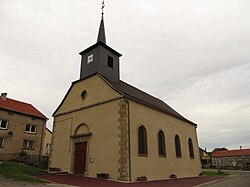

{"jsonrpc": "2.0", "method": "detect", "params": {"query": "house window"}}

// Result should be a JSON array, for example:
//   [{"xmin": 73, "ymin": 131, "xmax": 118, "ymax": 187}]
[
  {"xmin": 138, "ymin": 125, "xmax": 148, "ymax": 156},
  {"xmin": 188, "ymin": 138, "xmax": 194, "ymax": 159},
  {"xmin": 158, "ymin": 130, "xmax": 166, "ymax": 157},
  {"xmin": 0, "ymin": 120, "xmax": 8, "ymax": 129},
  {"xmin": 175, "ymin": 134, "xmax": 182, "ymax": 158},
  {"xmin": 23, "ymin": 140, "xmax": 35, "ymax": 150},
  {"xmin": 25, "ymin": 124, "xmax": 36, "ymax": 133},
  {"xmin": 107, "ymin": 55, "xmax": 113, "ymax": 68},
  {"xmin": 46, "ymin": 143, "xmax": 51, "ymax": 149},
  {"xmin": 0, "ymin": 138, "xmax": 4, "ymax": 148}
]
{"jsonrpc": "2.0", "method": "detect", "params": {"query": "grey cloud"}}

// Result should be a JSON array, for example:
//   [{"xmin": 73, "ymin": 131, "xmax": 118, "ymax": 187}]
[{"xmin": 0, "ymin": 1, "xmax": 249, "ymax": 150}]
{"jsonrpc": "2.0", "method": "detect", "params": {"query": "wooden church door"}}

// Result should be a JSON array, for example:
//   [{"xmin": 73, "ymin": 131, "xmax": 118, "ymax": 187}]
[{"xmin": 74, "ymin": 142, "xmax": 87, "ymax": 174}]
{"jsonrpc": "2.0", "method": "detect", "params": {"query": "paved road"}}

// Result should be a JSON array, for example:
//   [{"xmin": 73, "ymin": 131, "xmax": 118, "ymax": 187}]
[{"xmin": 200, "ymin": 170, "xmax": 250, "ymax": 187}]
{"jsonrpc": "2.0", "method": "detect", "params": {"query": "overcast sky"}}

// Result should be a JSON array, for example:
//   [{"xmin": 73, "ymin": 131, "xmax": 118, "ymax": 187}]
[{"xmin": 1, "ymin": 0, "xmax": 249, "ymax": 151}]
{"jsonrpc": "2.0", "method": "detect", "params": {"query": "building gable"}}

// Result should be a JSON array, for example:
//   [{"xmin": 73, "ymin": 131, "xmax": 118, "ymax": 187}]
[{"xmin": 53, "ymin": 74, "xmax": 122, "ymax": 116}]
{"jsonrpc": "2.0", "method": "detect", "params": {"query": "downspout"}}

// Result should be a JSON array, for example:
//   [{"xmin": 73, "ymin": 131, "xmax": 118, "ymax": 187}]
[
  {"xmin": 39, "ymin": 120, "xmax": 46, "ymax": 167},
  {"xmin": 124, "ymin": 96, "xmax": 132, "ymax": 181},
  {"xmin": 195, "ymin": 126, "xmax": 202, "ymax": 173}
]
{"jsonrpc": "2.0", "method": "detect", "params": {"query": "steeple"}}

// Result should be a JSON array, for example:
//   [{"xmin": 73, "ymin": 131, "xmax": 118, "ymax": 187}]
[
  {"xmin": 97, "ymin": 0, "xmax": 106, "ymax": 44},
  {"xmin": 97, "ymin": 18, "xmax": 106, "ymax": 44},
  {"xmin": 79, "ymin": 0, "xmax": 122, "ymax": 81}
]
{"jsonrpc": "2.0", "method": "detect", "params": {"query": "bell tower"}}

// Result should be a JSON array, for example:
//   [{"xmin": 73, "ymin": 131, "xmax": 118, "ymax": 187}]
[{"xmin": 79, "ymin": 1, "xmax": 122, "ymax": 81}]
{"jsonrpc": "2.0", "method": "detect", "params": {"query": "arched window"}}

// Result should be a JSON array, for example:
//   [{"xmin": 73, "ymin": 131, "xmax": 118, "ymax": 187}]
[
  {"xmin": 158, "ymin": 130, "xmax": 166, "ymax": 157},
  {"xmin": 175, "ymin": 134, "xmax": 182, "ymax": 158},
  {"xmin": 138, "ymin": 125, "xmax": 148, "ymax": 155},
  {"xmin": 188, "ymin": 138, "xmax": 194, "ymax": 159}
]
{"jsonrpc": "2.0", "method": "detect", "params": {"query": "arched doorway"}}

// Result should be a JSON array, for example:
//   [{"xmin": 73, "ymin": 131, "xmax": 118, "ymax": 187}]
[{"xmin": 70, "ymin": 124, "xmax": 92, "ymax": 175}]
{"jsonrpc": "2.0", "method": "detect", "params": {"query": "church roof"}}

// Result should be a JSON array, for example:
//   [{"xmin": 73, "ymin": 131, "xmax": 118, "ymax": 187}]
[
  {"xmin": 100, "ymin": 75, "xmax": 197, "ymax": 126},
  {"xmin": 0, "ymin": 97, "xmax": 48, "ymax": 120}
]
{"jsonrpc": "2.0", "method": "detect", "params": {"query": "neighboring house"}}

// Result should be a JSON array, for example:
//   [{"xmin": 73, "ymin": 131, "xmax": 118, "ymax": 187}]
[
  {"xmin": 211, "ymin": 148, "xmax": 250, "ymax": 169},
  {"xmin": 49, "ymin": 15, "xmax": 201, "ymax": 181},
  {"xmin": 0, "ymin": 93, "xmax": 47, "ymax": 161},
  {"xmin": 199, "ymin": 147, "xmax": 211, "ymax": 168},
  {"xmin": 42, "ymin": 127, "xmax": 52, "ymax": 156}
]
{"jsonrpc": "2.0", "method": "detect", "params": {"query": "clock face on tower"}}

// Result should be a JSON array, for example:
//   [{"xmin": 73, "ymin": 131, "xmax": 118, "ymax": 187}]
[{"xmin": 87, "ymin": 54, "xmax": 94, "ymax": 64}]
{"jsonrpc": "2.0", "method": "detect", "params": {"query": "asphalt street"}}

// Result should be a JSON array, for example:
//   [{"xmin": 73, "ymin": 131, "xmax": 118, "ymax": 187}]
[{"xmin": 201, "ymin": 170, "xmax": 250, "ymax": 187}]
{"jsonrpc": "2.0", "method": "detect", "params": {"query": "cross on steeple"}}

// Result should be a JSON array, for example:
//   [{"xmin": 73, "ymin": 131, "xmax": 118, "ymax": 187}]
[
  {"xmin": 97, "ymin": 0, "xmax": 106, "ymax": 44},
  {"xmin": 101, "ymin": 0, "xmax": 105, "ymax": 20}
]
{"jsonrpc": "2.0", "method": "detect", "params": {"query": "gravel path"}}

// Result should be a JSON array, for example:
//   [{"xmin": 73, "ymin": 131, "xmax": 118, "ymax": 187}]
[
  {"xmin": 0, "ymin": 175, "xmax": 76, "ymax": 187},
  {"xmin": 0, "ymin": 161, "xmax": 76, "ymax": 187}
]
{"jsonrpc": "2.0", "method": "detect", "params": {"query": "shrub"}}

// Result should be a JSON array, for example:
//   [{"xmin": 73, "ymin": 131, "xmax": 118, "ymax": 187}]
[{"xmin": 17, "ymin": 150, "xmax": 29, "ymax": 163}]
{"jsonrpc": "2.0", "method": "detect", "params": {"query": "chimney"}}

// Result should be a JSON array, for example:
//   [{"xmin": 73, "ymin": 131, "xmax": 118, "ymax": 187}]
[{"xmin": 1, "ymin": 93, "xmax": 7, "ymax": 100}]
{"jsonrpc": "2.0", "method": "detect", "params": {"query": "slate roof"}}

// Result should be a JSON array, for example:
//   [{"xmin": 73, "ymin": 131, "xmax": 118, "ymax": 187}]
[
  {"xmin": 211, "ymin": 149, "xmax": 250, "ymax": 157},
  {"xmin": 0, "ymin": 97, "xmax": 48, "ymax": 120},
  {"xmin": 79, "ymin": 41, "xmax": 122, "ymax": 57},
  {"xmin": 100, "ymin": 75, "xmax": 197, "ymax": 126}
]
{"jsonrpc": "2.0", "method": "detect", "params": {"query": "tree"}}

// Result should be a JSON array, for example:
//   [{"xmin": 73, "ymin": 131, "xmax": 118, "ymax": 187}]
[{"xmin": 212, "ymin": 147, "xmax": 228, "ymax": 152}]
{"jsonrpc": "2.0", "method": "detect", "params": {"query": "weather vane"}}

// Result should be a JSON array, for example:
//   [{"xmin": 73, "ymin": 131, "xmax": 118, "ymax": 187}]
[{"xmin": 101, "ymin": 0, "xmax": 105, "ymax": 19}]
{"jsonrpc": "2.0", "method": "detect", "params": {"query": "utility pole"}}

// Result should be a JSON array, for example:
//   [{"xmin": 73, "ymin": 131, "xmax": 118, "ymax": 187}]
[{"xmin": 240, "ymin": 146, "xmax": 245, "ymax": 169}]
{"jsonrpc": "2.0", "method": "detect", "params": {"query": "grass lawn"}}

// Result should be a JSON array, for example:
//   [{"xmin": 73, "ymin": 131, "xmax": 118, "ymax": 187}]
[
  {"xmin": 0, "ymin": 161, "xmax": 49, "ymax": 183},
  {"xmin": 202, "ymin": 170, "xmax": 230, "ymax": 176}
]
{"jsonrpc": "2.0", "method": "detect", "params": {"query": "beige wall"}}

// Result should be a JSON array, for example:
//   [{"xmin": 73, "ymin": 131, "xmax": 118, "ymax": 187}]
[
  {"xmin": 50, "ymin": 74, "xmax": 201, "ymax": 181},
  {"xmin": 56, "ymin": 75, "xmax": 121, "ymax": 115},
  {"xmin": 129, "ymin": 101, "xmax": 201, "ymax": 180},
  {"xmin": 50, "ymin": 75, "xmax": 122, "ymax": 179},
  {"xmin": 42, "ymin": 128, "xmax": 52, "ymax": 156},
  {"xmin": 0, "ymin": 109, "xmax": 46, "ymax": 161}
]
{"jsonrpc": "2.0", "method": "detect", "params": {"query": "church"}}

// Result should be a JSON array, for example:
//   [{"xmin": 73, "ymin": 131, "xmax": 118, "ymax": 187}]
[{"xmin": 49, "ymin": 9, "xmax": 201, "ymax": 181}]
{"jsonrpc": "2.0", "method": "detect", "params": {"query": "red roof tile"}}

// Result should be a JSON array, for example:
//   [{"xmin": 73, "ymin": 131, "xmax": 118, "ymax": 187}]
[
  {"xmin": 0, "ymin": 97, "xmax": 48, "ymax": 120},
  {"xmin": 211, "ymin": 149, "xmax": 250, "ymax": 157}
]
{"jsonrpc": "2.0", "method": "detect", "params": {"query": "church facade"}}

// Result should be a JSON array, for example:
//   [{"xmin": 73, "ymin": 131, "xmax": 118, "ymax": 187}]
[{"xmin": 49, "ymin": 15, "xmax": 201, "ymax": 181}]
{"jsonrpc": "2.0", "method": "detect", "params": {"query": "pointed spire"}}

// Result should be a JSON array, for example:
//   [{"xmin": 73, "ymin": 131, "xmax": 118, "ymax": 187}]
[{"xmin": 97, "ymin": 0, "xmax": 106, "ymax": 44}]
